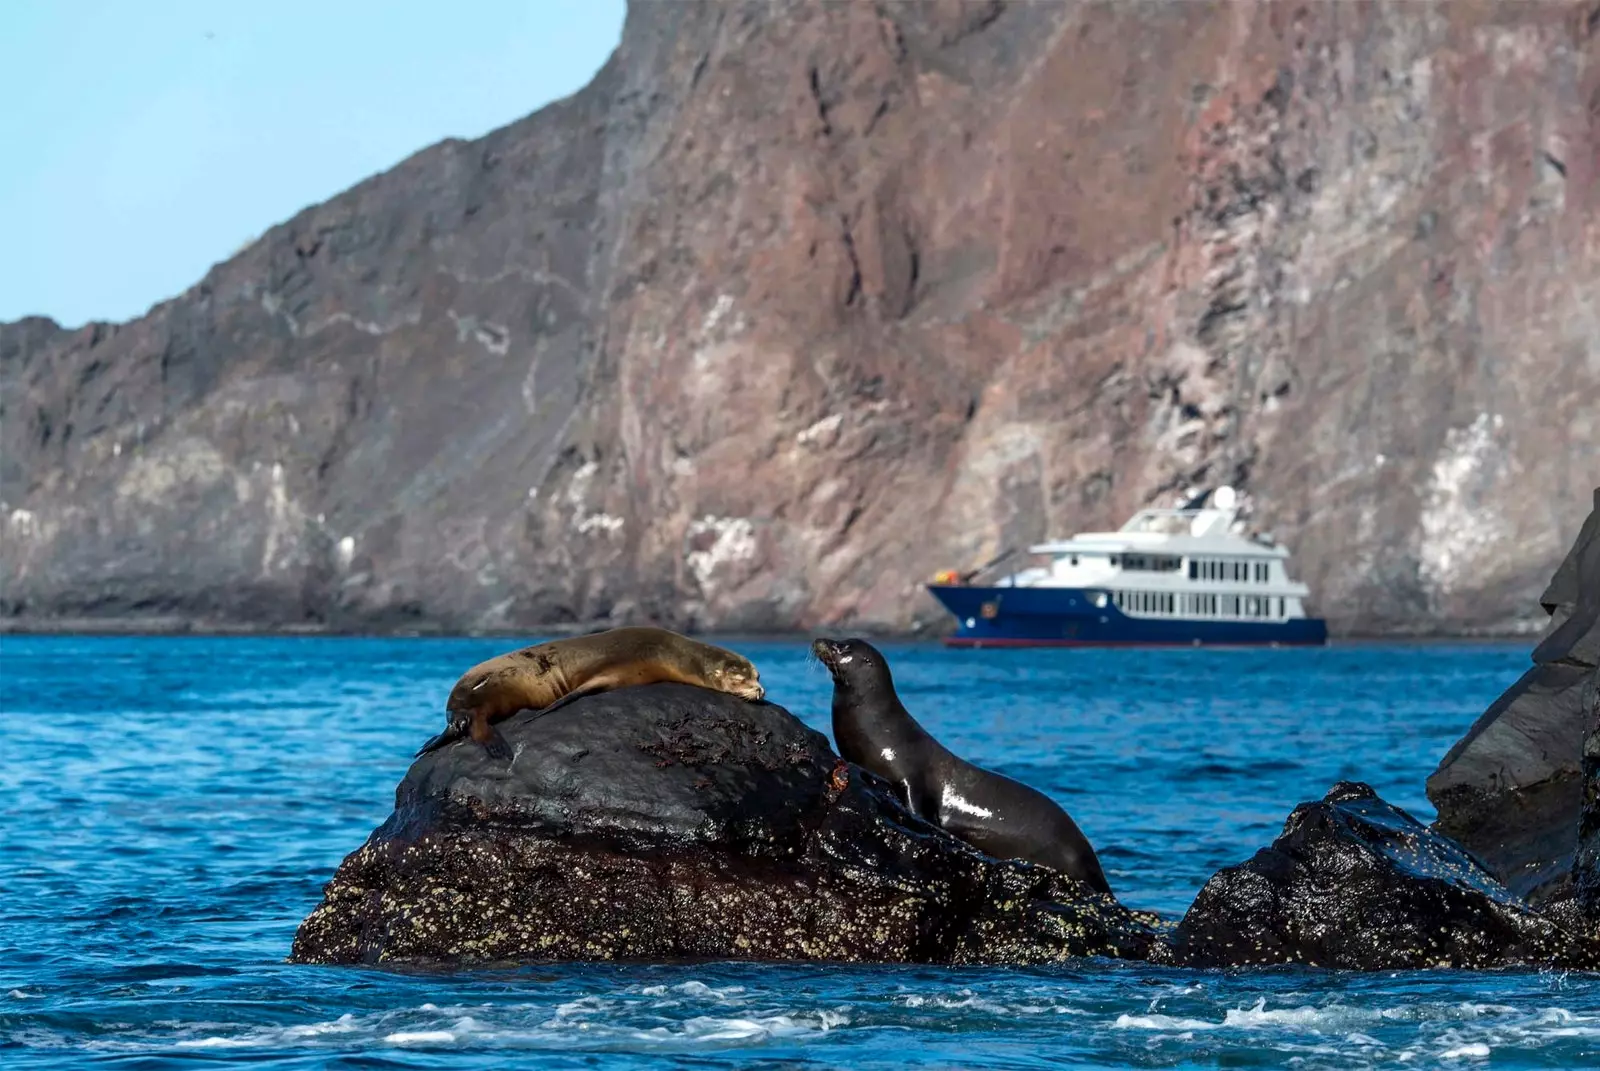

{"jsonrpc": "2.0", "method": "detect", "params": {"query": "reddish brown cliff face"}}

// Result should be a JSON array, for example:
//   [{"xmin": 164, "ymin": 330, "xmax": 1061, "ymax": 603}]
[{"xmin": 2, "ymin": 1, "xmax": 1597, "ymax": 634}]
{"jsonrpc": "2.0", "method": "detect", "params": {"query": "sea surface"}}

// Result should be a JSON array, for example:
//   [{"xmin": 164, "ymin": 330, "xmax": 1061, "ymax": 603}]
[{"xmin": 1, "ymin": 635, "xmax": 1596, "ymax": 1068}]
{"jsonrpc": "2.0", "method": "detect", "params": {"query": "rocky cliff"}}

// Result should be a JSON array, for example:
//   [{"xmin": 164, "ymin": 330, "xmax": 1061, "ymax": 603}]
[{"xmin": 3, "ymin": 0, "xmax": 1597, "ymax": 634}]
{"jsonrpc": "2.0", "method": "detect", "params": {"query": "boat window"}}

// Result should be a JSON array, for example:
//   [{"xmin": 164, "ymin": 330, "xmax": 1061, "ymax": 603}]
[
  {"xmin": 1070, "ymin": 555, "xmax": 1078, "ymax": 566},
  {"xmin": 1187, "ymin": 560, "xmax": 1198, "ymax": 579},
  {"xmin": 1120, "ymin": 554, "xmax": 1182, "ymax": 573}
]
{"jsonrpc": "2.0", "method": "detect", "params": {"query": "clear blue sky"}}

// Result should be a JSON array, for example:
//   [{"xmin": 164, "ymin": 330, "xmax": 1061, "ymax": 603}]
[{"xmin": 0, "ymin": 0, "xmax": 626, "ymax": 327}]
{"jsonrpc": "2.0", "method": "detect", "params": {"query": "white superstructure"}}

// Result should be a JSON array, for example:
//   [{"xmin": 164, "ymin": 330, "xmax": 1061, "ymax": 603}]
[{"xmin": 990, "ymin": 486, "xmax": 1315, "ymax": 622}]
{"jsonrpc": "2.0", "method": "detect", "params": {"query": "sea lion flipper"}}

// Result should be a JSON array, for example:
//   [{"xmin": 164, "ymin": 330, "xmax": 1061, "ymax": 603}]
[
  {"xmin": 529, "ymin": 682, "xmax": 606, "ymax": 720},
  {"xmin": 481, "ymin": 725, "xmax": 514, "ymax": 761}
]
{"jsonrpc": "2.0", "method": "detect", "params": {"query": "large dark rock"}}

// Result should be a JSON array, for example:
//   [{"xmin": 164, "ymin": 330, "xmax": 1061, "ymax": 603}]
[
  {"xmin": 1164, "ymin": 781, "xmax": 1598, "ymax": 970},
  {"xmin": 1575, "ymin": 665, "xmax": 1600, "ymax": 928},
  {"xmin": 1427, "ymin": 488, "xmax": 1600, "ymax": 902},
  {"xmin": 289, "ymin": 683, "xmax": 1158, "ymax": 966}
]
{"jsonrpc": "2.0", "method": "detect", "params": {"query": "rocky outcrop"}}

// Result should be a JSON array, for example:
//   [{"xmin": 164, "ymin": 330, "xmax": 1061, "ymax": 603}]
[
  {"xmin": 1576, "ymin": 664, "xmax": 1600, "ymax": 926},
  {"xmin": 4, "ymin": 1, "xmax": 1597, "ymax": 635},
  {"xmin": 1164, "ymin": 781, "xmax": 1598, "ymax": 970},
  {"xmin": 1427, "ymin": 488, "xmax": 1600, "ymax": 902},
  {"xmin": 289, "ymin": 683, "xmax": 1159, "ymax": 966}
]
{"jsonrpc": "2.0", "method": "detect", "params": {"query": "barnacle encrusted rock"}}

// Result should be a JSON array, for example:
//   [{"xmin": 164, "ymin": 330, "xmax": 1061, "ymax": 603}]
[
  {"xmin": 289, "ymin": 683, "xmax": 1159, "ymax": 966},
  {"xmin": 1162, "ymin": 781, "xmax": 1599, "ymax": 970}
]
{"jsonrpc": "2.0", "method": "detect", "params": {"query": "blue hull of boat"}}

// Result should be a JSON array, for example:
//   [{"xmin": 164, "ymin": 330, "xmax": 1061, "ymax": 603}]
[{"xmin": 927, "ymin": 585, "xmax": 1329, "ymax": 647}]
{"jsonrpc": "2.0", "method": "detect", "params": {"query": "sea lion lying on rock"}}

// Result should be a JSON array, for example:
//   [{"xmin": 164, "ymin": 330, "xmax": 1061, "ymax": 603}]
[{"xmin": 418, "ymin": 626, "xmax": 764, "ymax": 759}]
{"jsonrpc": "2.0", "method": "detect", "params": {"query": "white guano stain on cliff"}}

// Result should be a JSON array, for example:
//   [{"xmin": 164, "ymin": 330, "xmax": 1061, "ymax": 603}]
[
  {"xmin": 686, "ymin": 516, "xmax": 757, "ymax": 589},
  {"xmin": 561, "ymin": 462, "xmax": 623, "ymax": 537},
  {"xmin": 796, "ymin": 414, "xmax": 842, "ymax": 446},
  {"xmin": 576, "ymin": 513, "xmax": 625, "ymax": 536},
  {"xmin": 701, "ymin": 294, "xmax": 735, "ymax": 336},
  {"xmin": 116, "ymin": 440, "xmax": 230, "ymax": 503},
  {"xmin": 1419, "ymin": 413, "xmax": 1509, "ymax": 595},
  {"xmin": 336, "ymin": 536, "xmax": 356, "ymax": 570},
  {"xmin": 447, "ymin": 309, "xmax": 512, "ymax": 356},
  {"xmin": 261, "ymin": 462, "xmax": 296, "ymax": 574},
  {"xmin": 566, "ymin": 462, "xmax": 598, "ymax": 505}
]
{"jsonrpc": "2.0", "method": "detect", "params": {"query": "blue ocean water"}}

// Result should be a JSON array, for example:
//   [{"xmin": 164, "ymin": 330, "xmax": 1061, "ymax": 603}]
[{"xmin": 1, "ymin": 635, "xmax": 1596, "ymax": 1068}]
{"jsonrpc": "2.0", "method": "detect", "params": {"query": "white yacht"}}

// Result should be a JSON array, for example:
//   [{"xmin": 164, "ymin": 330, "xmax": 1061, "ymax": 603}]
[{"xmin": 927, "ymin": 486, "xmax": 1327, "ymax": 646}]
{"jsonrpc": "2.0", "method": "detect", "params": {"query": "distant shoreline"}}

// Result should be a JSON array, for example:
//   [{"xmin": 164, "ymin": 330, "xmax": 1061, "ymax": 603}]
[{"xmin": 0, "ymin": 616, "xmax": 1544, "ymax": 645}]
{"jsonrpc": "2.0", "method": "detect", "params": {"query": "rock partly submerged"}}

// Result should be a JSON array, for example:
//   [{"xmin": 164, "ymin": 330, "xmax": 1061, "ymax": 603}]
[
  {"xmin": 289, "ymin": 683, "xmax": 1159, "ymax": 967},
  {"xmin": 1163, "ymin": 782, "xmax": 1597, "ymax": 970}
]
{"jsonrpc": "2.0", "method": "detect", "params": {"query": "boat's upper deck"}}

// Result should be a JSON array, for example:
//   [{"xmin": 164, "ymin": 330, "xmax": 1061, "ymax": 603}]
[{"xmin": 989, "ymin": 489, "xmax": 1313, "ymax": 603}]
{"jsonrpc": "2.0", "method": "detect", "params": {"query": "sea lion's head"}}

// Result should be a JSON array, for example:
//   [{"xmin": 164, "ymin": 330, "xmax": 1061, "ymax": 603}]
[
  {"xmin": 810, "ymin": 637, "xmax": 892, "ymax": 697},
  {"xmin": 705, "ymin": 649, "xmax": 764, "ymax": 702}
]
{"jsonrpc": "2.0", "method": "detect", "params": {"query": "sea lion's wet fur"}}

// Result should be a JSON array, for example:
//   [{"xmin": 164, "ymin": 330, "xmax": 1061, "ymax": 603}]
[
  {"xmin": 812, "ymin": 636, "xmax": 1114, "ymax": 896},
  {"xmin": 419, "ymin": 627, "xmax": 764, "ymax": 759}
]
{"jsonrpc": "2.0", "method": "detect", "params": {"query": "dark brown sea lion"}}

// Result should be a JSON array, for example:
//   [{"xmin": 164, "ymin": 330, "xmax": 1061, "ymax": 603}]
[
  {"xmin": 812, "ymin": 636, "xmax": 1114, "ymax": 896},
  {"xmin": 418, "ymin": 627, "xmax": 764, "ymax": 759}
]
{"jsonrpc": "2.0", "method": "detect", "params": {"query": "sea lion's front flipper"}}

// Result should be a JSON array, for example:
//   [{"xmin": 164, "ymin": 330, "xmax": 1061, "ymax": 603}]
[
  {"xmin": 529, "ymin": 681, "xmax": 609, "ymax": 721},
  {"xmin": 480, "ymin": 724, "xmax": 514, "ymax": 761}
]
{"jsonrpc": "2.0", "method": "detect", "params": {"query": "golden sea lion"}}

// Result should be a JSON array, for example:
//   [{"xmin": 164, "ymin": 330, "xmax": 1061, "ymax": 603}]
[{"xmin": 416, "ymin": 626, "xmax": 765, "ymax": 759}]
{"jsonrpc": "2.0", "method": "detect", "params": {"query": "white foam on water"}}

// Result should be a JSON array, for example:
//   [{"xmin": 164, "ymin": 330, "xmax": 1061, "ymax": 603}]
[
  {"xmin": 1117, "ymin": 998, "xmax": 1377, "ymax": 1034},
  {"xmin": 900, "ymin": 989, "xmax": 1028, "ymax": 1016},
  {"xmin": 1113, "ymin": 1013, "xmax": 1219, "ymax": 1031},
  {"xmin": 384, "ymin": 1030, "xmax": 456, "ymax": 1046},
  {"xmin": 1222, "ymin": 998, "xmax": 1366, "ymax": 1029},
  {"xmin": 35, "ymin": 975, "xmax": 1598, "ymax": 1064},
  {"xmin": 1439, "ymin": 1042, "xmax": 1491, "ymax": 1058},
  {"xmin": 670, "ymin": 981, "xmax": 746, "ymax": 1000},
  {"xmin": 174, "ymin": 1036, "xmax": 256, "ymax": 1049},
  {"xmin": 281, "ymin": 1014, "xmax": 358, "ymax": 1038},
  {"xmin": 8, "ymin": 990, "xmax": 37, "ymax": 999}
]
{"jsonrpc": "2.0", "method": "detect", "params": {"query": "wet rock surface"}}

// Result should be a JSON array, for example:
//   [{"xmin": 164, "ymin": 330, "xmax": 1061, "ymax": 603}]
[
  {"xmin": 1575, "ymin": 665, "xmax": 1600, "ymax": 929},
  {"xmin": 1427, "ymin": 489, "xmax": 1600, "ymax": 903},
  {"xmin": 289, "ymin": 683, "xmax": 1157, "ymax": 966},
  {"xmin": 1164, "ymin": 782, "xmax": 1599, "ymax": 971}
]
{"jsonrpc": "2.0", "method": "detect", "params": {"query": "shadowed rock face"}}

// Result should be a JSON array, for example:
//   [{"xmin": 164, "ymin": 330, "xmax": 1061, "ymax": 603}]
[
  {"xmin": 1427, "ymin": 489, "xmax": 1600, "ymax": 902},
  {"xmin": 289, "ymin": 683, "xmax": 1158, "ymax": 966},
  {"xmin": 1164, "ymin": 782, "xmax": 1598, "ymax": 970},
  {"xmin": 1575, "ymin": 664, "xmax": 1600, "ymax": 926},
  {"xmin": 4, "ymin": 1, "xmax": 1598, "ymax": 636}
]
